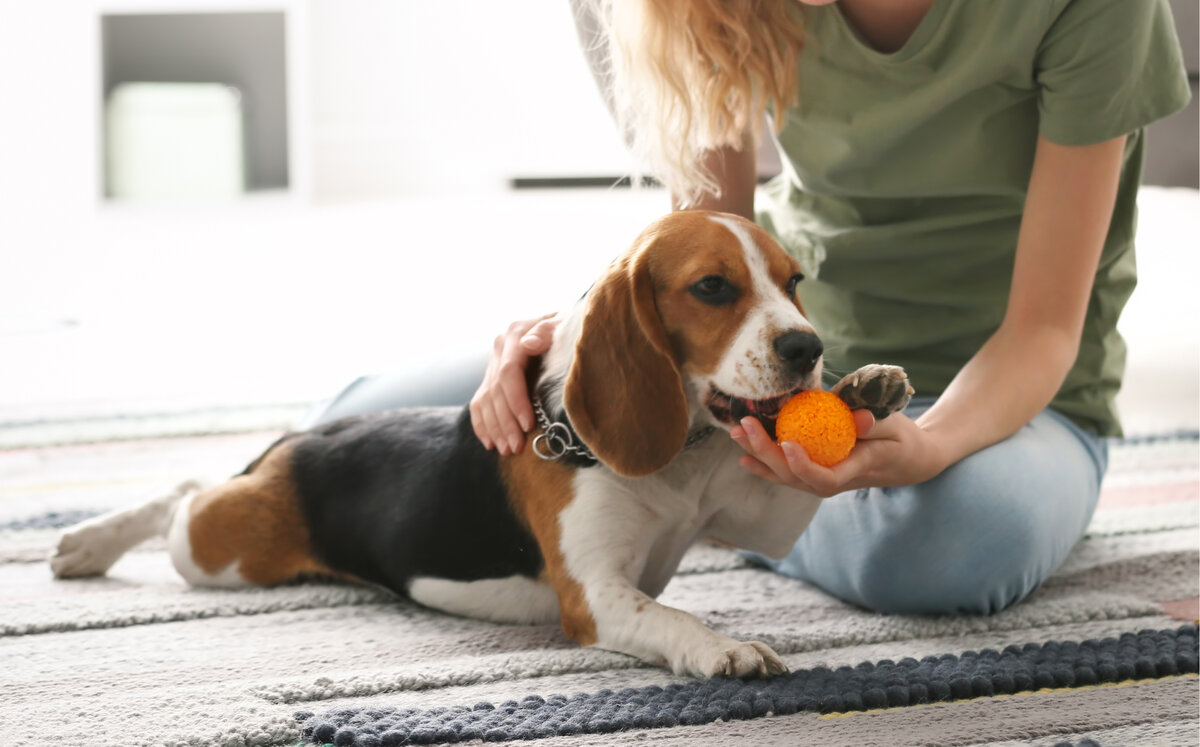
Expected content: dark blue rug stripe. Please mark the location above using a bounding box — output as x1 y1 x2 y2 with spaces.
294 625 1198 746
0 509 102 532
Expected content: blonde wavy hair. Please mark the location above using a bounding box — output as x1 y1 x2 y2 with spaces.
587 0 807 206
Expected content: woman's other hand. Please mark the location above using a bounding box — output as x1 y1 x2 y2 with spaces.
469 314 560 454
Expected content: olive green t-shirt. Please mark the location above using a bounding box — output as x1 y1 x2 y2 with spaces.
756 0 1190 436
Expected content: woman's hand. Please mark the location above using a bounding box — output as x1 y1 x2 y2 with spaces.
469 313 560 455
730 410 949 497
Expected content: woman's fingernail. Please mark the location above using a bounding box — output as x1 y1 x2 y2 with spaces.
509 436 523 453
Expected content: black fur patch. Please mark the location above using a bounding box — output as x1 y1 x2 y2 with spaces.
290 408 543 594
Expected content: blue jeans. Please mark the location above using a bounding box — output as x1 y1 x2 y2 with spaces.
752 398 1108 615
307 373 1108 616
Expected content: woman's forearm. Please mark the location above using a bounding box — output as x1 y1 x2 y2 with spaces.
915 322 1080 471
671 137 758 220
915 134 1127 474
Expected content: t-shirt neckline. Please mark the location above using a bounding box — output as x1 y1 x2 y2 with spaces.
829 0 950 64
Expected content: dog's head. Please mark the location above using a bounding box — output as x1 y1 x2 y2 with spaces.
563 211 821 478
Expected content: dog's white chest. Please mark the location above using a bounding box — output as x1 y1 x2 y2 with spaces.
559 439 755 599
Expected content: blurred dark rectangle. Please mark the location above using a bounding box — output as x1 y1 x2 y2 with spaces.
1143 78 1199 188
101 12 288 193
510 176 658 189
1143 0 1198 188
510 175 786 189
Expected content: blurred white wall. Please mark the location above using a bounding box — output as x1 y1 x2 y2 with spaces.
0 7 98 216
0 1 658 425
309 0 632 200
0 1 633 210
0 1 1192 434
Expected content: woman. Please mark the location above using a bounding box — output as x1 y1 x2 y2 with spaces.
317 0 1190 615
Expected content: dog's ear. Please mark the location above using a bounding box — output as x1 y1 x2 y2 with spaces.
564 248 690 478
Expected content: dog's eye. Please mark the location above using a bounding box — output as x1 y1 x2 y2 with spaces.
689 275 738 306
786 273 805 298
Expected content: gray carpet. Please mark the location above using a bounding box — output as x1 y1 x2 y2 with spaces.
0 430 1196 746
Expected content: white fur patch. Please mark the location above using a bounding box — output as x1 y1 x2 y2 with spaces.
166 492 249 588
539 306 585 413
556 464 789 677
407 575 560 624
704 215 819 399
546 430 826 676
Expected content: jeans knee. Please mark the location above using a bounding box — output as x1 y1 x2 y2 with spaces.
849 506 1049 616
781 416 1104 615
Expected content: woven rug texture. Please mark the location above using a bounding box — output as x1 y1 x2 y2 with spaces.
1 430 1197 746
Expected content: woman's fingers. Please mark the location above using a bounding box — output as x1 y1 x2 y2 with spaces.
731 415 857 497
520 316 558 353
469 314 562 452
780 442 843 496
490 395 524 455
736 417 808 483
498 317 559 449
470 335 507 451
496 361 533 452
853 409 875 438
468 399 493 450
492 338 535 453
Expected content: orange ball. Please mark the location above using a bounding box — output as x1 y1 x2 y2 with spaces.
774 390 857 467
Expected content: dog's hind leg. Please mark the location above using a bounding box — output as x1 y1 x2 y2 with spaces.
50 479 205 578
166 439 335 589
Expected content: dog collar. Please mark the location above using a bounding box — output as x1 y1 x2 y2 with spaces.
530 397 715 465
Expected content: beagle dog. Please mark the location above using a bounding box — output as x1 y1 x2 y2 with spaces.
51 211 912 678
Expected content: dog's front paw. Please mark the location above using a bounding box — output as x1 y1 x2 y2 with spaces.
680 638 788 679
831 364 914 420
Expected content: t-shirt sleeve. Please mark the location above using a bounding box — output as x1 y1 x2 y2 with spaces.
1035 0 1191 146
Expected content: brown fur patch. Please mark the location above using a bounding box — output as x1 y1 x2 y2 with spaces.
744 219 808 316
564 243 691 478
644 212 805 376
563 211 808 478
187 441 333 585
649 217 759 376
500 444 597 646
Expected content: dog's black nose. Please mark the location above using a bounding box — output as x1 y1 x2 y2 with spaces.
774 331 823 375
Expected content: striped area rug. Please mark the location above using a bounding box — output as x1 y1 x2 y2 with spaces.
0 430 1196 746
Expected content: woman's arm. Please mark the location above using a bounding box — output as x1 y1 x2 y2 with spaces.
914 133 1127 468
674 137 758 219
732 133 1128 494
